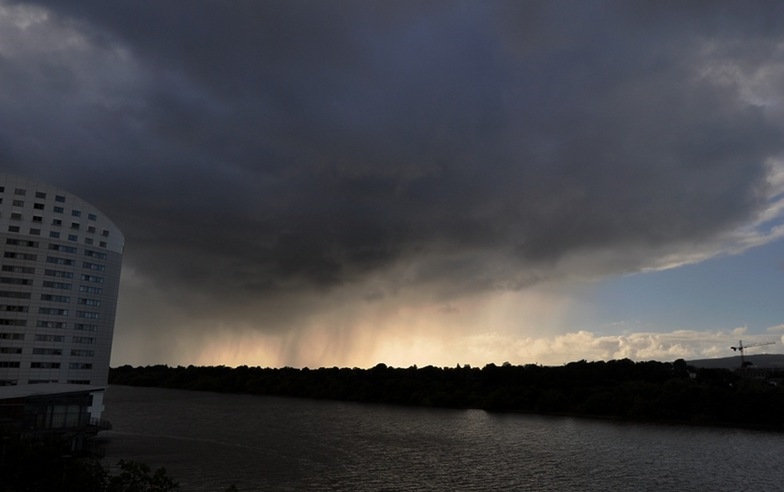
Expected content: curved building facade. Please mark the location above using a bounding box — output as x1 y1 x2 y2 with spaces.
0 174 123 386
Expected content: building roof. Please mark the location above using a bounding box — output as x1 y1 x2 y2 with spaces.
0 383 106 400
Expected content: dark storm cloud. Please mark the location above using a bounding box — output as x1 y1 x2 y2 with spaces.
3 0 784 312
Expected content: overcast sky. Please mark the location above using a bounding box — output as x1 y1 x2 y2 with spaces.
2 1 783 368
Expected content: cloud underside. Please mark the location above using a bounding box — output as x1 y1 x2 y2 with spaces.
2 1 784 365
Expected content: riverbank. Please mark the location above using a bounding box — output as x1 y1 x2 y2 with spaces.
109 359 784 431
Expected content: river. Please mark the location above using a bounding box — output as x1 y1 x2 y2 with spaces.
98 385 784 491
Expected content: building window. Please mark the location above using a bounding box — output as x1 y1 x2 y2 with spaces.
0 305 27 312
101 230 109 237
0 347 22 354
70 222 79 230
44 269 74 279
72 336 95 344
4 252 36 261
32 215 42 222
71 349 94 357
13 188 25 196
35 191 46 199
0 307 26 314
11 200 23 207
0 291 31 299
6 239 38 247
1 265 35 274
34 334 63 342
80 274 103 283
68 363 93 370
84 238 93 245
32 348 63 355
36 321 67 329
0 332 25 338
85 250 107 259
10 213 21 220
42 281 72 290
88 213 97 221
79 285 102 294
0 277 31 286
38 307 69 316
68 234 78 242
72 210 81 217
74 324 97 331
78 298 101 307
49 231 60 239
41 294 70 302
47 256 74 266
0 361 21 368
29 228 40 236
31 362 61 369
76 311 99 319
49 244 77 253
7 226 19 233
99 241 107 248
54 206 64 213
87 226 96 233
34 202 45 210
82 262 105 271
55 195 65 203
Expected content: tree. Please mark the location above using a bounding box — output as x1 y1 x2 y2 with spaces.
106 460 179 492
0 432 180 492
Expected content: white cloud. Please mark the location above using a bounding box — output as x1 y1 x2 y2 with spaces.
767 324 784 333
453 328 778 367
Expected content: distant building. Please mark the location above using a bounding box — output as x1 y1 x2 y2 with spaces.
0 173 123 387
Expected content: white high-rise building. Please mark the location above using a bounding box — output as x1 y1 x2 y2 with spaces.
0 174 124 387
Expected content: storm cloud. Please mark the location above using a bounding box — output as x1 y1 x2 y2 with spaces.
2 1 784 366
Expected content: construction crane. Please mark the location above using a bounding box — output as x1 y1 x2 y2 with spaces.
730 340 776 368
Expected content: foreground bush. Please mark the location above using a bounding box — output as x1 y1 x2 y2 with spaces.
0 434 179 492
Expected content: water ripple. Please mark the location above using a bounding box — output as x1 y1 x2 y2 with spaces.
100 386 784 491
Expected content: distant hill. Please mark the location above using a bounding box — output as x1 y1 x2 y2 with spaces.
687 353 784 370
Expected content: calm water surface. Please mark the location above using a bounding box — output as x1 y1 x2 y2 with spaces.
99 385 784 491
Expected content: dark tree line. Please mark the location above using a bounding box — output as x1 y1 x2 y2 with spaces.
109 359 784 430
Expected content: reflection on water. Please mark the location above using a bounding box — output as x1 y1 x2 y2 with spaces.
100 385 784 491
